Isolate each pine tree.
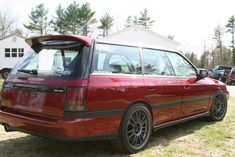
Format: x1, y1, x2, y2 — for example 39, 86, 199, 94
79, 3, 96, 36
125, 16, 132, 28
52, 4, 67, 34
138, 8, 154, 29
24, 3, 49, 36
64, 1, 80, 34
133, 16, 138, 25
98, 13, 114, 37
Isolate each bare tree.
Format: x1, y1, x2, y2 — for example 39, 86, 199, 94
0, 10, 15, 38
225, 15, 235, 65
213, 25, 224, 64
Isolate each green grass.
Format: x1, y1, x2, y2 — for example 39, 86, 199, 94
0, 79, 3, 91
0, 96, 235, 157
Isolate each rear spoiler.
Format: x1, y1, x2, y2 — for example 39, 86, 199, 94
25, 35, 92, 47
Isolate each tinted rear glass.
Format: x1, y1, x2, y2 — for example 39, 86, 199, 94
11, 41, 89, 78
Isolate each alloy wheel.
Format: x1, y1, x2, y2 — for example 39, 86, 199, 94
126, 109, 150, 149
213, 94, 226, 119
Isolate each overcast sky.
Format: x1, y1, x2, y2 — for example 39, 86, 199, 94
1, 0, 235, 54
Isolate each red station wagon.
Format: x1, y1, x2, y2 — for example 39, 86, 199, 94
0, 35, 229, 153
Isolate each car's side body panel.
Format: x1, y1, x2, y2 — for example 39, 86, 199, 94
86, 74, 145, 111
143, 76, 182, 125
177, 77, 212, 117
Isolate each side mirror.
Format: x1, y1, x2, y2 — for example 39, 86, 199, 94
197, 69, 208, 80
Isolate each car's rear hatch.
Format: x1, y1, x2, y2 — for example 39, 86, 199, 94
0, 35, 92, 118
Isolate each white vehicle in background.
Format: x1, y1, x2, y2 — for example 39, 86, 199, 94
0, 34, 30, 79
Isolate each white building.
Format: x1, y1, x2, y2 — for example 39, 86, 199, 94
99, 26, 179, 51
0, 34, 30, 78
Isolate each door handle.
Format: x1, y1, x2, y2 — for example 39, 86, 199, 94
184, 85, 190, 89
148, 87, 156, 91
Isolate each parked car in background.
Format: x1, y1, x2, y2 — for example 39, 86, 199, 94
208, 65, 232, 82
0, 35, 229, 153
226, 67, 235, 85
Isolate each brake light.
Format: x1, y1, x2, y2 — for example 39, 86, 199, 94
0, 82, 5, 107
64, 87, 86, 111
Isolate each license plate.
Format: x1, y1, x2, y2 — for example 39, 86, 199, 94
16, 89, 45, 112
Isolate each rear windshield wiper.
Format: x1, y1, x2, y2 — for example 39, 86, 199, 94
17, 69, 38, 75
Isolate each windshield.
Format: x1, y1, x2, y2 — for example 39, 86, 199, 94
11, 41, 87, 78
216, 66, 231, 70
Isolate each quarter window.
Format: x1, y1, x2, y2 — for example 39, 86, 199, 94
143, 49, 174, 76
93, 44, 141, 74
166, 52, 196, 77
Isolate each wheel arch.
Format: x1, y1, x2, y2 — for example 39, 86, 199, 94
118, 100, 153, 132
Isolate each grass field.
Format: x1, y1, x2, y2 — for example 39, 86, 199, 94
0, 83, 234, 156
0, 79, 3, 91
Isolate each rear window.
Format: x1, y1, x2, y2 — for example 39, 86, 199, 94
219, 66, 231, 70
92, 44, 141, 74
11, 40, 89, 78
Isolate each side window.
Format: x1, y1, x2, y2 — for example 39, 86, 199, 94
166, 52, 196, 77
93, 44, 141, 74
109, 55, 132, 73
143, 49, 174, 76
96, 53, 107, 71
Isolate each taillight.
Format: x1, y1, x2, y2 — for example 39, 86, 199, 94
0, 82, 5, 107
64, 87, 86, 111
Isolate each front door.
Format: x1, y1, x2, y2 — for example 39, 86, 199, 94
142, 49, 182, 125
166, 52, 210, 117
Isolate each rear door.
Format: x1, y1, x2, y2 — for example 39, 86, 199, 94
86, 43, 144, 112
142, 49, 182, 125
166, 52, 211, 117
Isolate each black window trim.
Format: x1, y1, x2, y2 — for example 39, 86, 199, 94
133, 45, 198, 78
92, 42, 199, 77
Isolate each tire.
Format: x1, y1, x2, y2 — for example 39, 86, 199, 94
111, 103, 152, 154
225, 79, 230, 85
208, 91, 227, 121
1, 69, 11, 79
218, 76, 223, 82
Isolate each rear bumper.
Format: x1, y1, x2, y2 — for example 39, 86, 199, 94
0, 109, 122, 141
